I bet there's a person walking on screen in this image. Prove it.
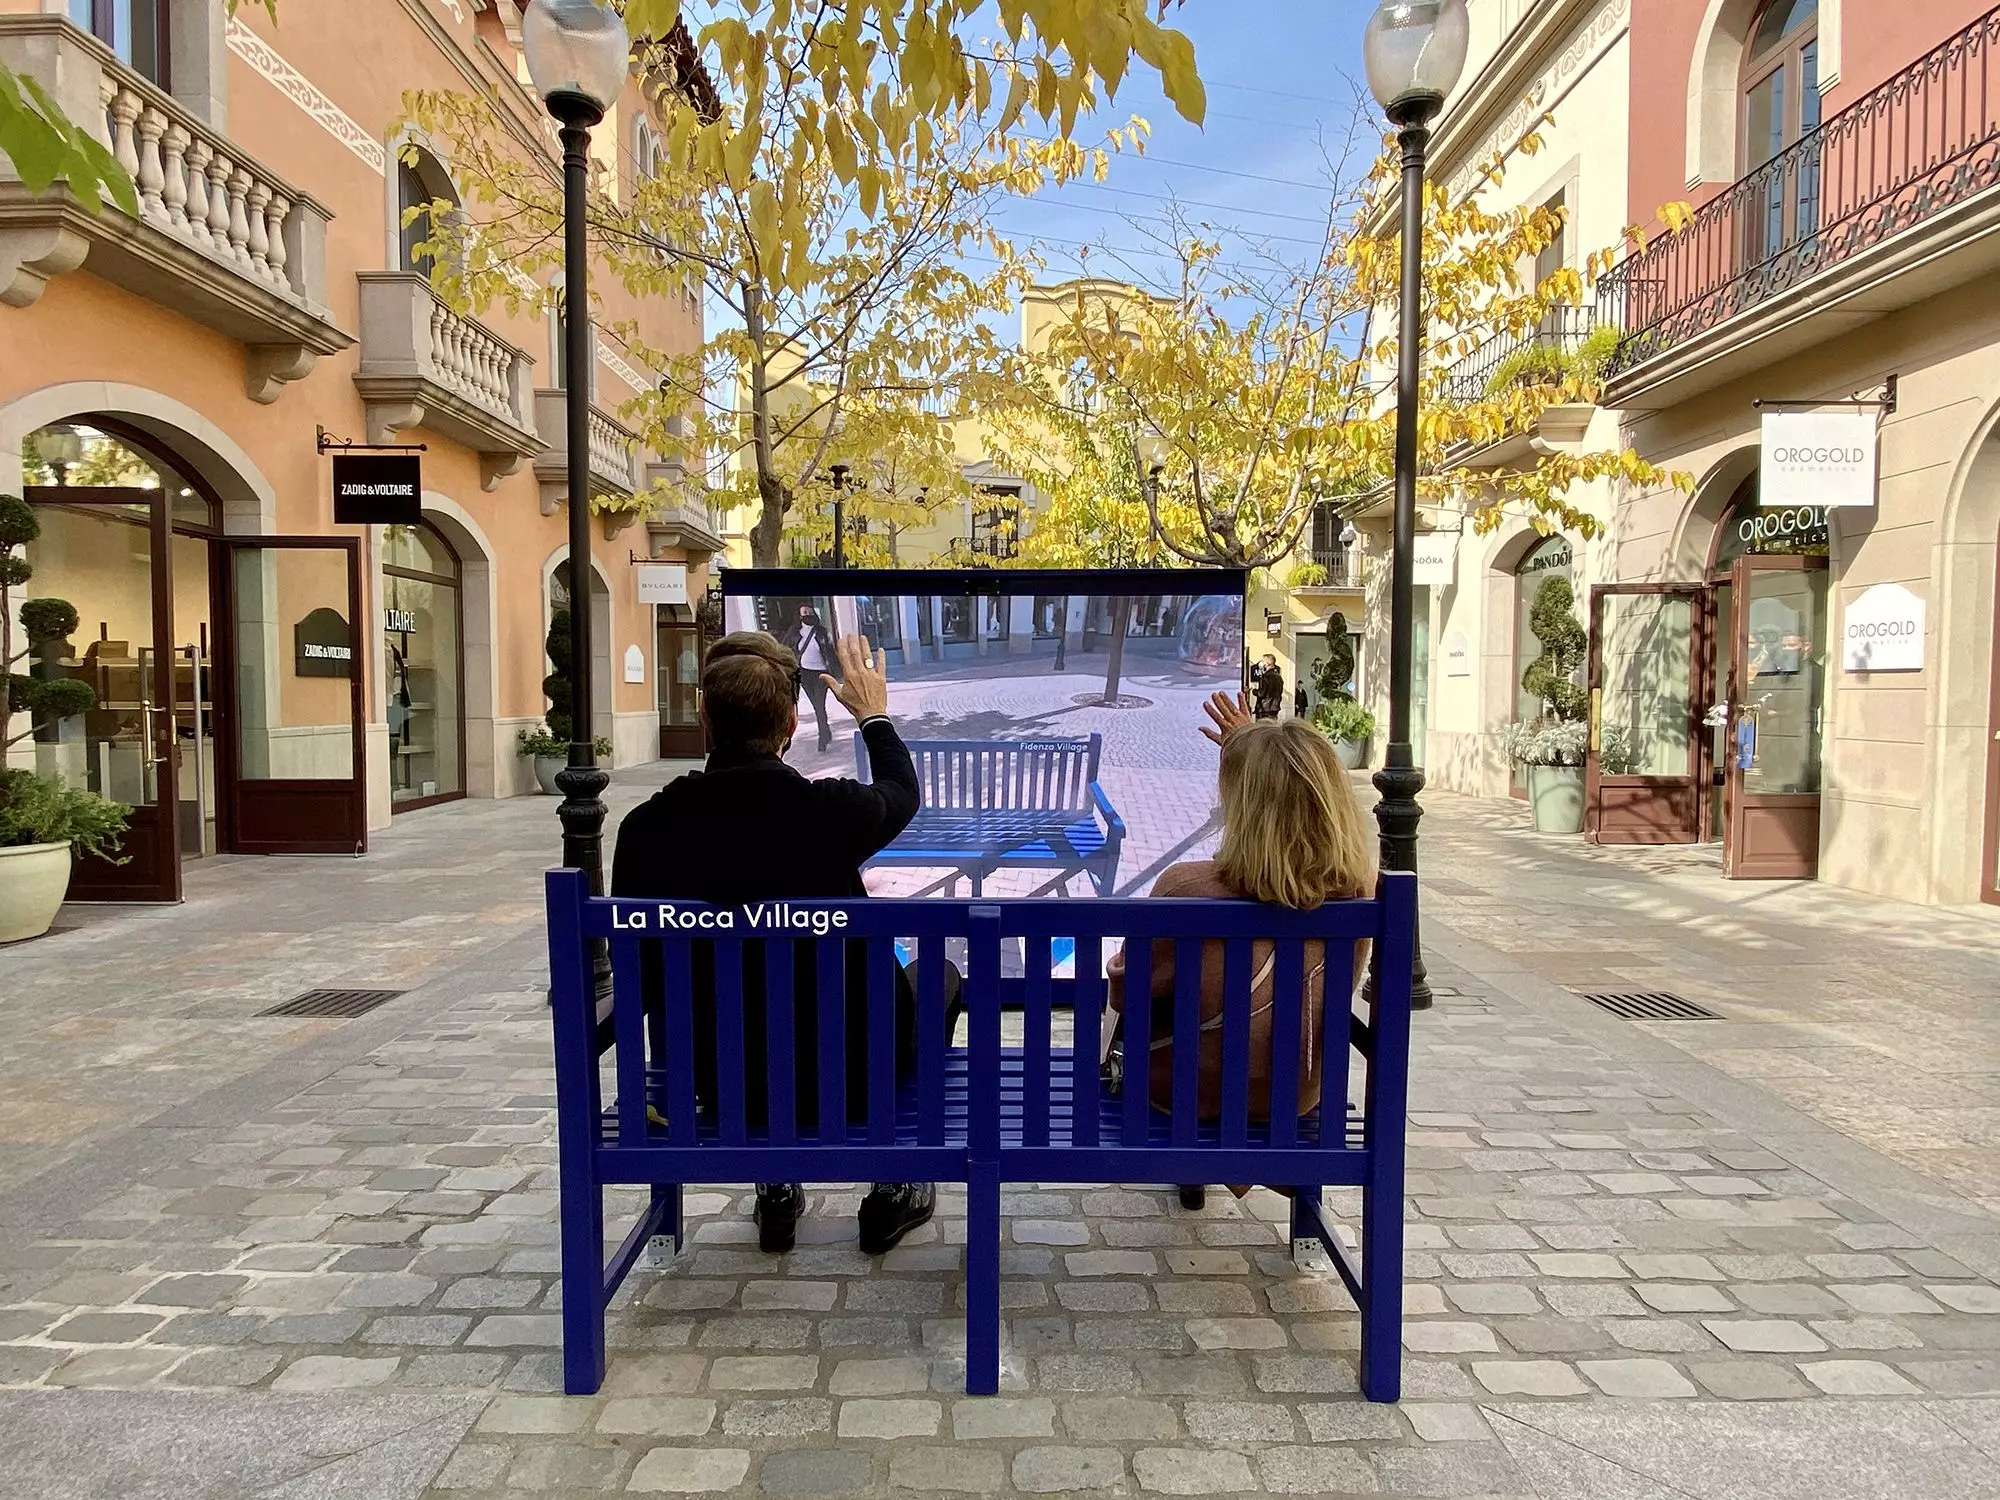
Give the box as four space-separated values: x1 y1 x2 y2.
792 604 836 752
610 630 953 1255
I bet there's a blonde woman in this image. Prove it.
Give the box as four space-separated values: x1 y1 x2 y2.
1108 694 1377 1203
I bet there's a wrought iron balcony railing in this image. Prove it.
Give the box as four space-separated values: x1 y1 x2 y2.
1443 305 1599 406
1598 5 2000 380
1300 548 1363 589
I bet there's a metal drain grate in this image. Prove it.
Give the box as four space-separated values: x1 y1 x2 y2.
1574 990 1723 1021
259 988 406 1019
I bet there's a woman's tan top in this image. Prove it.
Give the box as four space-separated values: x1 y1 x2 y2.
1106 860 1369 1120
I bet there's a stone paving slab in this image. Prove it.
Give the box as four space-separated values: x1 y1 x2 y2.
3 770 1999 1496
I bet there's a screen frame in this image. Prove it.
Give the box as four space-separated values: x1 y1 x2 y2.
720 566 1249 600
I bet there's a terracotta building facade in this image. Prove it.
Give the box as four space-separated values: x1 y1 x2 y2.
0 0 717 904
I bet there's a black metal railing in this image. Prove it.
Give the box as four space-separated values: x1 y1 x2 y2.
1301 548 1363 588
1443 304 1599 405
1598 5 2000 379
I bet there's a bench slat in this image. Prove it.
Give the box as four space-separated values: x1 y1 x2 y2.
1171 938 1201 1150
1219 938 1252 1149
664 940 698 1147
1024 935 1052 1149
1266 939 1305 1148
611 937 648 1149
817 937 847 1146
868 938 897 1145
1072 936 1103 1148
1121 938 1151 1147
714 941 748 1147
765 942 797 1148
1324 940 1356 1145
918 934 948 1147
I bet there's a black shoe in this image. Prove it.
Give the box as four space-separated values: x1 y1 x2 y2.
754 1183 803 1253
1179 1185 1207 1211
858 1182 935 1254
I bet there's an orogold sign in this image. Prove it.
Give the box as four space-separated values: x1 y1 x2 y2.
1760 410 1879 510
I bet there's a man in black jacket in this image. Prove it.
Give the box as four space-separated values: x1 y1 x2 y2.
610 629 940 1254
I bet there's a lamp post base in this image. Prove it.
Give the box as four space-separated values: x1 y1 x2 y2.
1373 757 1434 1012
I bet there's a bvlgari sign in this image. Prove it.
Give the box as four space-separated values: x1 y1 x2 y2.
1761 410 1878 509
1841 583 1925 673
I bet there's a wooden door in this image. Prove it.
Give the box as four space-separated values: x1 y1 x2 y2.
19 489 182 901
656 618 704 759
221 538 366 855
1725 555 1828 879
1586 583 1705 845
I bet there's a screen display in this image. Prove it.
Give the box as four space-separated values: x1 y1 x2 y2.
721 569 1247 901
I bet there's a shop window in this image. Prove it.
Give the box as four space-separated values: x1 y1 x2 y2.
70 0 170 87
383 522 464 808
398 147 460 279
941 597 976 645
1741 0 1820 258
1513 533 1576 730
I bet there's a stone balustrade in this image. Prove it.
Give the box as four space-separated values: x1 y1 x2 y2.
533 389 642 513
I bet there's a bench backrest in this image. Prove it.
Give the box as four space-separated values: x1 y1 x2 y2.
853 734 1104 813
547 872 1417 1163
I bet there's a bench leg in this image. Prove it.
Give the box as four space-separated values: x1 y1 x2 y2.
559 1163 607 1395
1359 1165 1404 1402
1288 1185 1324 1249
654 1183 683 1254
965 1159 1001 1396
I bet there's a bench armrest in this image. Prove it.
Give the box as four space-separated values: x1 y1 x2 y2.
1088 780 1126 839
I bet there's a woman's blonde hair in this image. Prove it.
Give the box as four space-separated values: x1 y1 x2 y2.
1214 719 1375 908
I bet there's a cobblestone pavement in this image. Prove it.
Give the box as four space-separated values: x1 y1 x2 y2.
1412 787 2000 1220
1 771 1998 1496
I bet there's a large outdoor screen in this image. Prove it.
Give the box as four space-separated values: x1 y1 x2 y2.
721 568 1247 905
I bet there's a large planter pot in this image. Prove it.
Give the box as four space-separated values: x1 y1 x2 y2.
1333 737 1368 771
1526 763 1586 834
532 756 565 795
0 841 73 943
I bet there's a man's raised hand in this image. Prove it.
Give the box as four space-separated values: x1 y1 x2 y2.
1200 690 1254 747
824 633 891 723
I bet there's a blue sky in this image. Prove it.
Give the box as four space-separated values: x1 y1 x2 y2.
982 2 1376 292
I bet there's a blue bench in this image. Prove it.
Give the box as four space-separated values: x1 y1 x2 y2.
546 869 1417 1401
853 734 1127 897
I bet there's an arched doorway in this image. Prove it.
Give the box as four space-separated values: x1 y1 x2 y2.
383 521 466 810
14 419 366 899
1703 474 1829 876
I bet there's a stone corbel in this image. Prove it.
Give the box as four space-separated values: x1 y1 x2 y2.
1528 403 1598 455
481 450 526 492
0 223 89 308
600 507 640 542
538 480 565 516
244 343 318 404
366 399 427 447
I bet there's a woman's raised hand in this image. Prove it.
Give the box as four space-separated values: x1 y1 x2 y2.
1200 690 1254 747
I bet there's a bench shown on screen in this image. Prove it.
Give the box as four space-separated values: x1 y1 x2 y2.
852 733 1127 897
545 869 1418 1402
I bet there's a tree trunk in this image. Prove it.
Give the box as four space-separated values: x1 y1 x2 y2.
749 472 787 568
1102 596 1130 705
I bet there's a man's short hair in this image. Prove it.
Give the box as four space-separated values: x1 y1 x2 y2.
703 632 797 754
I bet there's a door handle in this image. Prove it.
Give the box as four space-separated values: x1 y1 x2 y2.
141 702 168 767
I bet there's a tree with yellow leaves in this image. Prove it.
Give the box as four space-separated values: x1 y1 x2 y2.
990 111 1690 571
409 2 1161 564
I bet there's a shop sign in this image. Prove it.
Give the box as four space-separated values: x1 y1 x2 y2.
1413 531 1458 587
1444 631 1472 677
1841 582 1925 673
636 561 689 606
624 644 646 684
332 454 422 526
294 607 353 678
1760 410 1878 509
384 607 416 634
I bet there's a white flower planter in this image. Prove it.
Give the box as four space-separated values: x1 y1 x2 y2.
1527 764 1586 834
0 841 73 943
532 756 565 796
1333 737 1369 771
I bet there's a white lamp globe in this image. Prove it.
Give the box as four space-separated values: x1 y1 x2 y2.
522 0 632 120
1362 0 1471 122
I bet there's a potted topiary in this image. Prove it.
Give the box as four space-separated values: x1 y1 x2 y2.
1313 696 1378 771
517 723 614 795
2 494 130 941
1509 572 1590 833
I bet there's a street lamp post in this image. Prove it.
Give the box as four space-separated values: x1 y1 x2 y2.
1363 0 1469 1013
523 0 631 892
826 463 852 570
